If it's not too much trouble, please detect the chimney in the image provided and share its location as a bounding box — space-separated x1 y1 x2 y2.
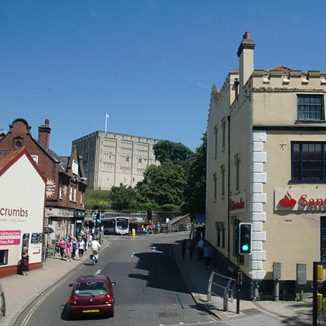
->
237 32 255 91
38 119 51 148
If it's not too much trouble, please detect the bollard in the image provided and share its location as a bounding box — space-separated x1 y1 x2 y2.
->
132 228 136 237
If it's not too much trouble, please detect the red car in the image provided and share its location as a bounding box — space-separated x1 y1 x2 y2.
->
68 274 115 319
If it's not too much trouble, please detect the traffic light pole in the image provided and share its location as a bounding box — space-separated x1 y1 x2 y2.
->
236 271 243 314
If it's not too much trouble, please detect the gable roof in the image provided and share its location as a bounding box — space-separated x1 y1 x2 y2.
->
0 147 46 182
0 148 23 173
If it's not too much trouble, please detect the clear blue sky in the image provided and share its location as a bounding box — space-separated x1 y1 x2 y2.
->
1 0 326 156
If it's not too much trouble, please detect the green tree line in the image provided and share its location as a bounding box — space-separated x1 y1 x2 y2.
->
85 134 207 216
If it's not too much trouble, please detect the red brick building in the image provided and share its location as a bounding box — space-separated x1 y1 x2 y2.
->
0 118 87 243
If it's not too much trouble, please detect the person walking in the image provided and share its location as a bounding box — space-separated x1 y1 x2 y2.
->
66 238 72 262
58 238 67 260
78 238 85 260
71 238 77 260
203 242 212 269
197 238 204 260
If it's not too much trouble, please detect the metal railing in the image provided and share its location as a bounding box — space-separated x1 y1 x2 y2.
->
207 271 236 311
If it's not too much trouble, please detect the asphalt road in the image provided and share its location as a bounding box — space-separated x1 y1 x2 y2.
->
14 232 221 326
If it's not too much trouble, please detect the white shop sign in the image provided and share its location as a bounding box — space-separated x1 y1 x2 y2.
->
275 188 326 211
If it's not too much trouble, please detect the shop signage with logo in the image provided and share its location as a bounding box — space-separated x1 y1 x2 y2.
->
275 189 326 211
45 207 74 218
229 192 246 213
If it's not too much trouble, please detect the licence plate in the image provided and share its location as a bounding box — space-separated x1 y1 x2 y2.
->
82 309 100 313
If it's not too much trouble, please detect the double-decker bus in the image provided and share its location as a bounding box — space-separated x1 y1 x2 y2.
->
101 217 130 235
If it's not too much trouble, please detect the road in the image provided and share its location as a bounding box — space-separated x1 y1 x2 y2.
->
14 232 221 326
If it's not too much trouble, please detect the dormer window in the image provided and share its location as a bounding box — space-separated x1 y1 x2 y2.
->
15 141 22 148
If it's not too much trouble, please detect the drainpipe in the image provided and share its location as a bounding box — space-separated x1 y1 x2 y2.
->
227 115 231 260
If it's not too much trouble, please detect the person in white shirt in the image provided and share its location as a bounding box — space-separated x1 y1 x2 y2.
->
91 237 101 261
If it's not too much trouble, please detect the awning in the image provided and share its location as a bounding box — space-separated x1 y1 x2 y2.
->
44 227 54 234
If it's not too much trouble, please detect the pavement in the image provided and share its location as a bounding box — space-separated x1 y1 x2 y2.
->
0 234 313 326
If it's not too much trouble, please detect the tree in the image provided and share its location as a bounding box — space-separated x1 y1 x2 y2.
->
153 140 193 164
109 183 136 211
135 160 187 207
183 133 207 215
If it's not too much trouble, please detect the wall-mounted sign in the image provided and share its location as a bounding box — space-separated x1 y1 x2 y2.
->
0 230 21 245
46 179 56 198
275 189 326 211
229 192 246 213
31 233 43 244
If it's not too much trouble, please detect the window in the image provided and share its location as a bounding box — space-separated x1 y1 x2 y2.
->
213 173 217 201
235 154 240 192
216 223 220 247
59 183 62 200
214 126 218 157
31 155 39 165
0 250 8 265
292 142 326 181
215 222 225 249
221 119 226 149
220 165 225 197
297 95 324 121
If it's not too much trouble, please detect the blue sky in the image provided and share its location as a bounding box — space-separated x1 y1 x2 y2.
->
1 0 326 156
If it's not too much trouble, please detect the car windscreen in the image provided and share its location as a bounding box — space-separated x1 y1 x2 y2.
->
74 281 108 296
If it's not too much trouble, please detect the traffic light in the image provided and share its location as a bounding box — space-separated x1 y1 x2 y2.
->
238 223 252 255
96 212 101 223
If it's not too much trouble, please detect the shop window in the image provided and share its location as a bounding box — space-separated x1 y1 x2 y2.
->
0 250 8 265
297 94 324 121
292 142 326 181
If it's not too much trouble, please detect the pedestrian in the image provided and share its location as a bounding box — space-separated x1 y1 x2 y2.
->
66 238 72 262
197 238 204 260
21 247 29 276
58 238 67 260
78 238 85 260
71 238 77 260
203 242 212 269
188 240 194 261
86 232 91 250
181 239 187 261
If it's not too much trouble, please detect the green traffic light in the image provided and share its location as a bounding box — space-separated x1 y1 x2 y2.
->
242 244 249 252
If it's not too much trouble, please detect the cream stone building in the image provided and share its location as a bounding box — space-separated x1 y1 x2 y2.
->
207 32 326 299
73 131 160 190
